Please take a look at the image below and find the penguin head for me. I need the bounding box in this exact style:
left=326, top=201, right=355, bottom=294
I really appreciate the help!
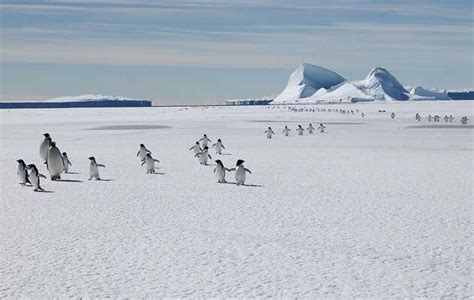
left=203, top=134, right=207, bottom=137
left=298, top=125, right=302, bottom=128
left=203, top=146, right=209, bottom=150
left=46, top=137, right=52, bottom=143
left=17, top=159, right=26, bottom=166
left=43, top=133, right=50, bottom=138
left=195, top=141, right=200, bottom=144
left=146, top=153, right=152, bottom=157
left=217, top=139, right=221, bottom=142
left=50, top=141, right=56, bottom=147
left=62, top=152, right=67, bottom=156
left=26, top=164, right=37, bottom=171
left=236, top=159, right=245, bottom=166
left=140, top=143, right=145, bottom=147
left=268, top=127, right=271, bottom=129
left=215, top=159, right=223, bottom=168
left=88, top=156, right=96, bottom=161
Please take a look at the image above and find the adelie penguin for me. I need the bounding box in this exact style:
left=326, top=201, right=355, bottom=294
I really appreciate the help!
left=189, top=141, right=202, bottom=156
left=17, top=159, right=31, bottom=185
left=199, top=134, right=212, bottom=148
left=195, top=146, right=212, bottom=165
left=228, top=159, right=252, bottom=186
left=282, top=126, right=291, bottom=137
left=137, top=144, right=152, bottom=162
left=265, top=127, right=275, bottom=139
left=46, top=141, right=64, bottom=180
left=141, top=153, right=160, bottom=174
left=39, top=133, right=51, bottom=162
left=214, top=159, right=231, bottom=183
left=307, top=123, right=315, bottom=134
left=212, top=139, right=225, bottom=155
left=88, top=157, right=106, bottom=180
left=318, top=123, right=326, bottom=133
left=26, top=164, right=47, bottom=192
left=62, top=152, right=72, bottom=173
left=296, top=125, right=305, bottom=135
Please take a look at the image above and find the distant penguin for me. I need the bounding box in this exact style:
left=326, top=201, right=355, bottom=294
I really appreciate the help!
left=229, top=159, right=252, bottom=186
left=307, top=123, right=315, bottom=134
left=62, top=152, right=72, bottom=173
left=88, top=157, right=106, bottom=180
left=141, top=153, right=160, bottom=174
left=46, top=141, right=64, bottom=180
left=195, top=146, right=212, bottom=165
left=296, top=125, right=305, bottom=135
left=212, top=139, right=225, bottom=154
left=39, top=133, right=51, bottom=162
left=318, top=123, right=326, bottom=133
left=189, top=141, right=202, bottom=156
left=282, top=126, right=291, bottom=136
left=26, top=164, right=46, bottom=192
left=265, top=127, right=275, bottom=139
left=17, top=159, right=31, bottom=185
left=214, top=159, right=231, bottom=183
left=137, top=144, right=152, bottom=162
left=199, top=134, right=212, bottom=148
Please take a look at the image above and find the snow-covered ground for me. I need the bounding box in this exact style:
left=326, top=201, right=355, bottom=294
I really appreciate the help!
left=1, top=101, right=472, bottom=297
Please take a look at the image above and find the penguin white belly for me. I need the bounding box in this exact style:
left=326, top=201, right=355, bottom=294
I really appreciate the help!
left=39, top=140, right=49, bottom=161
left=193, top=146, right=200, bottom=155
left=266, top=132, right=272, bottom=138
left=200, top=153, right=209, bottom=164
left=47, top=148, right=63, bottom=179
left=146, top=158, right=155, bottom=173
left=30, top=173, right=40, bottom=190
left=308, top=128, right=314, bottom=134
left=201, top=140, right=208, bottom=148
left=62, top=157, right=69, bottom=172
left=235, top=167, right=246, bottom=185
left=215, top=167, right=226, bottom=182
left=215, top=144, right=222, bottom=154
left=90, top=164, right=100, bottom=179
left=139, top=149, right=147, bottom=161
left=284, top=131, right=289, bottom=136
left=18, top=166, right=28, bottom=184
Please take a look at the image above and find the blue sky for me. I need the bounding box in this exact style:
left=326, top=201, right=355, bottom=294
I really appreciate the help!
left=1, top=0, right=472, bottom=104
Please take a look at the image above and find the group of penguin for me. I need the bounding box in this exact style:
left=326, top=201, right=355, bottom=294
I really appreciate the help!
left=189, top=134, right=252, bottom=185
left=264, top=123, right=326, bottom=139
left=17, top=133, right=106, bottom=192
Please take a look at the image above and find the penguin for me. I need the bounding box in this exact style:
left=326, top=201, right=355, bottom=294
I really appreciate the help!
left=88, top=157, right=106, bottom=180
left=307, top=123, right=315, bottom=134
left=26, top=164, right=46, bottom=192
left=62, top=152, right=72, bottom=173
left=189, top=141, right=202, bottom=156
left=265, top=127, right=275, bottom=139
left=199, top=134, right=212, bottom=148
left=141, top=153, right=160, bottom=174
left=214, top=159, right=231, bottom=183
left=46, top=141, right=64, bottom=180
left=228, top=159, right=252, bottom=186
left=195, top=146, right=212, bottom=165
left=212, top=139, right=225, bottom=154
left=137, top=144, right=152, bottom=162
left=318, top=123, right=326, bottom=133
left=17, top=159, right=31, bottom=185
left=39, top=133, right=51, bottom=162
left=296, top=125, right=305, bottom=135
left=282, top=126, right=291, bottom=136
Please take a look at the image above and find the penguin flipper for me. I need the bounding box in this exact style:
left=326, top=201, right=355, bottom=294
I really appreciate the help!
left=98, top=164, right=106, bottom=168
left=153, top=159, right=160, bottom=163
left=228, top=168, right=236, bottom=172
left=141, top=161, right=145, bottom=166
left=245, top=168, right=252, bottom=174
left=68, top=160, right=72, bottom=167
left=39, top=174, right=47, bottom=179
left=222, top=145, right=225, bottom=149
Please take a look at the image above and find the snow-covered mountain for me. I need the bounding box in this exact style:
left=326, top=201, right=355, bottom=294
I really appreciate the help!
left=272, top=64, right=466, bottom=103
left=273, top=64, right=346, bottom=102
left=45, top=94, right=142, bottom=102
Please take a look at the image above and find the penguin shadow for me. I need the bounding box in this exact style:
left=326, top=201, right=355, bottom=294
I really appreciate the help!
left=218, top=153, right=232, bottom=156
left=94, top=178, right=114, bottom=182
left=36, top=189, right=55, bottom=193
left=149, top=172, right=166, bottom=175
left=54, top=179, right=83, bottom=183
left=220, top=181, right=264, bottom=188
left=64, top=172, right=80, bottom=175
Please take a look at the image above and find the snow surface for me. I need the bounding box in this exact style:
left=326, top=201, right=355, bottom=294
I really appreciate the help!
left=273, top=64, right=346, bottom=102
left=1, top=101, right=473, bottom=297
